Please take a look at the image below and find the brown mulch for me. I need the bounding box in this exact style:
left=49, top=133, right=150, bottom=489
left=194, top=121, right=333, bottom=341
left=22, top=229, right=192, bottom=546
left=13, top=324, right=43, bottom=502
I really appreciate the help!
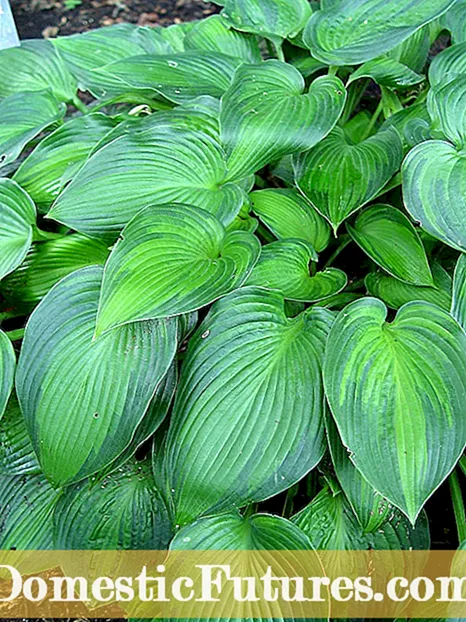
left=10, top=0, right=220, bottom=39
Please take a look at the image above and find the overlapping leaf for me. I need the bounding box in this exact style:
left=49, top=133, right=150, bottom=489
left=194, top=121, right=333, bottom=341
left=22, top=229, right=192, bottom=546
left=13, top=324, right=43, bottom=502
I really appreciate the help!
left=220, top=61, right=346, bottom=180
left=324, top=298, right=466, bottom=522
left=165, top=287, right=333, bottom=525
left=348, top=57, right=424, bottom=89
left=430, top=42, right=466, bottom=87
left=452, top=253, right=466, bottom=330
left=0, top=331, right=15, bottom=422
left=246, top=239, right=347, bottom=302
left=303, top=0, right=456, bottom=65
left=347, top=204, right=432, bottom=285
left=249, top=188, right=330, bottom=252
left=0, top=179, right=36, bottom=281
left=295, top=126, right=403, bottom=231
left=0, top=393, right=39, bottom=476
left=16, top=266, right=178, bottom=487
left=441, top=0, right=466, bottom=44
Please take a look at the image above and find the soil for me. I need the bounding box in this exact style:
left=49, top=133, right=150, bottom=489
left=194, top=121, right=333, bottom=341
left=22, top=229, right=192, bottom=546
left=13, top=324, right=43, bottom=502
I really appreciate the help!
left=10, top=0, right=220, bottom=40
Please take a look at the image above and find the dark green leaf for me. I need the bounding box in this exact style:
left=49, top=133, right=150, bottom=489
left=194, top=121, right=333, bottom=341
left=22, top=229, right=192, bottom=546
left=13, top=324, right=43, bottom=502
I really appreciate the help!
left=0, top=330, right=15, bottom=422
left=441, top=0, right=466, bottom=44
left=0, top=394, right=40, bottom=476
left=430, top=42, right=466, bottom=87
left=451, top=253, right=466, bottom=330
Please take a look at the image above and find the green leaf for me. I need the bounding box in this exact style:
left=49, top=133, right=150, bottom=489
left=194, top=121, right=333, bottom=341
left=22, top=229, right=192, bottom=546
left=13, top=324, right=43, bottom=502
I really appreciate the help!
left=53, top=458, right=172, bottom=549
left=0, top=472, right=58, bottom=549
left=348, top=56, right=424, bottom=88
left=441, top=0, right=466, bottom=44
left=451, top=253, right=466, bottom=330
left=220, top=0, right=311, bottom=40
left=171, top=511, right=312, bottom=550
left=402, top=140, right=466, bottom=253
left=184, top=15, right=262, bottom=62
left=95, top=52, right=244, bottom=104
left=365, top=263, right=452, bottom=311
left=0, top=234, right=109, bottom=312
left=295, top=126, right=403, bottom=231
left=381, top=102, right=432, bottom=150
left=249, top=188, right=331, bottom=252
left=0, top=179, right=36, bottom=281
left=387, top=24, right=432, bottom=73
left=0, top=394, right=40, bottom=476
left=95, top=204, right=259, bottom=336
left=48, top=123, right=244, bottom=237
left=346, top=204, right=433, bottom=286
left=303, top=0, right=456, bottom=65
left=16, top=266, right=178, bottom=487
left=427, top=75, right=466, bottom=147
left=246, top=239, right=347, bottom=302
left=0, top=39, right=77, bottom=103
left=324, top=297, right=466, bottom=522
left=326, top=415, right=391, bottom=533
left=0, top=91, right=65, bottom=167
left=14, top=114, right=115, bottom=212
left=430, top=42, right=466, bottom=87
left=0, top=330, right=15, bottom=422
left=220, top=62, right=346, bottom=180
left=165, top=287, right=333, bottom=525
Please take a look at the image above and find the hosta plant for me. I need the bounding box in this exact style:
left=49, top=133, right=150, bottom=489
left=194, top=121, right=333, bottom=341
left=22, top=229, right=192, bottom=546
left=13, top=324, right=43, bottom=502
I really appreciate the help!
left=2, top=0, right=466, bottom=569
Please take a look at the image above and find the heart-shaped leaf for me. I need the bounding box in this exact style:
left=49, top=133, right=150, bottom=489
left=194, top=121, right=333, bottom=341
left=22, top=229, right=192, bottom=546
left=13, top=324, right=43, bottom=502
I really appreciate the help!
left=348, top=57, right=424, bottom=89
left=14, top=114, right=115, bottom=212
left=0, top=39, right=77, bottom=103
left=0, top=179, right=36, bottom=281
left=48, top=122, right=244, bottom=237
left=95, top=204, right=260, bottom=336
left=0, top=394, right=40, bottom=476
left=303, top=0, right=456, bottom=65
left=220, top=0, right=311, bottom=40
left=452, top=253, right=466, bottom=330
left=184, top=15, right=262, bottom=62
left=365, top=263, right=452, bottom=311
left=250, top=188, right=330, bottom=252
left=165, top=287, right=333, bottom=525
left=246, top=239, right=347, bottom=302
left=95, top=51, right=244, bottom=104
left=295, top=126, right=403, bottom=231
left=16, top=265, right=178, bottom=487
left=429, top=42, right=466, bottom=87
left=0, top=234, right=110, bottom=313
left=324, top=297, right=466, bottom=522
left=0, top=91, right=65, bottom=167
left=346, top=204, right=433, bottom=285
left=220, top=61, right=346, bottom=180
left=0, top=330, right=15, bottom=422
left=53, top=458, right=172, bottom=549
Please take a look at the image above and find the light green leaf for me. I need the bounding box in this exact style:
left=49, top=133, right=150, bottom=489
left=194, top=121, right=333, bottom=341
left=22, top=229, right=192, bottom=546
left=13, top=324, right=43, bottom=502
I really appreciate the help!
left=324, top=297, right=466, bottom=522
left=427, top=75, right=466, bottom=147
left=0, top=91, right=65, bottom=166
left=250, top=188, right=331, bottom=252
left=303, top=0, right=456, bottom=65
left=0, top=179, right=36, bottom=281
left=402, top=140, right=466, bottom=252
left=348, top=56, right=424, bottom=88
left=0, top=394, right=40, bottom=476
left=185, top=15, right=262, bottom=62
left=326, top=415, right=391, bottom=533
left=246, top=239, right=347, bottom=302
left=430, top=42, right=466, bottom=87
left=441, top=0, right=466, bottom=44
left=14, top=114, right=115, bottom=212
left=0, top=39, right=77, bottom=103
left=220, top=62, right=346, bottom=180
left=95, top=52, right=243, bottom=104
left=53, top=458, right=172, bottom=549
left=16, top=266, right=178, bottom=487
left=387, top=23, right=432, bottom=73
left=0, top=234, right=110, bottom=312
left=0, top=330, right=15, bottom=422
left=171, top=511, right=312, bottom=550
left=48, top=123, right=243, bottom=237
left=295, top=126, right=403, bottom=231
left=220, top=0, right=311, bottom=40
left=346, top=204, right=433, bottom=285
left=165, top=287, right=333, bottom=525
left=451, top=253, right=466, bottom=330
left=365, top=263, right=452, bottom=311
left=0, top=472, right=58, bottom=549
left=95, top=204, right=259, bottom=336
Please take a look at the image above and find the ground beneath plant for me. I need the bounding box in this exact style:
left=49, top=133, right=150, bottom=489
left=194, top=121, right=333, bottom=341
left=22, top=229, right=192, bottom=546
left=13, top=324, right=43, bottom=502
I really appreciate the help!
left=11, top=0, right=220, bottom=39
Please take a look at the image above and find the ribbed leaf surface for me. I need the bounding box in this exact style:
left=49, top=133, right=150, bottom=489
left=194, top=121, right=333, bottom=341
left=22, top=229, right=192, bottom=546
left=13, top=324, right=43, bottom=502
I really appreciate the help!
left=220, top=0, right=311, bottom=39
left=96, top=204, right=260, bottom=335
left=348, top=57, right=424, bottom=88
left=16, top=266, right=178, bottom=487
left=165, top=287, right=333, bottom=525
left=324, top=298, right=466, bottom=522
left=0, top=330, right=15, bottom=422
left=0, top=394, right=40, bottom=476
left=220, top=62, right=346, bottom=179
left=430, top=42, right=466, bottom=87
left=452, top=253, right=466, bottom=330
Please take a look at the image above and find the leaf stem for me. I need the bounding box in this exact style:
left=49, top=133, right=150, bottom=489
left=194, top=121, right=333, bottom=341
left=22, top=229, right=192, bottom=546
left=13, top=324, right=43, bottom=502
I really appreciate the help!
left=361, top=99, right=384, bottom=141
left=273, top=40, right=285, bottom=62
left=328, top=65, right=338, bottom=76
left=459, top=456, right=466, bottom=478
left=32, top=226, right=65, bottom=243
left=72, top=95, right=88, bottom=115
left=323, top=234, right=352, bottom=268
left=449, top=470, right=466, bottom=545
left=5, top=328, right=25, bottom=342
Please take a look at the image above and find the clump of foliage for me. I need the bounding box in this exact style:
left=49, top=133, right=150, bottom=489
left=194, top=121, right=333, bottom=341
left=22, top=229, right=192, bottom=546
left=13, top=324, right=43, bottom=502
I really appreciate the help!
left=1, top=0, right=466, bottom=556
